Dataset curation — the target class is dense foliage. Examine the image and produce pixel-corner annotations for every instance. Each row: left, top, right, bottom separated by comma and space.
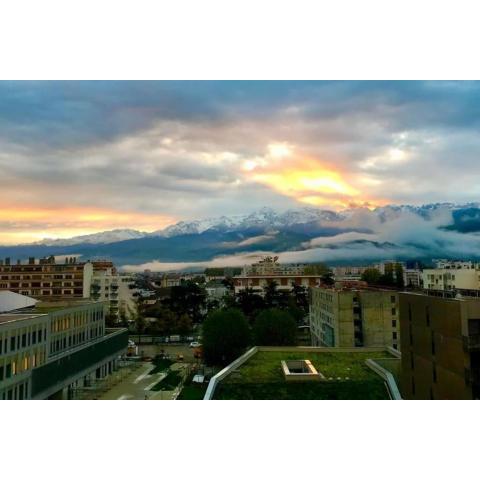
202, 308, 251, 366
253, 308, 297, 346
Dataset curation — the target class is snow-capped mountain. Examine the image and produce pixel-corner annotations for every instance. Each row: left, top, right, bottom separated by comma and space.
153, 207, 344, 237
31, 229, 148, 246
3, 203, 480, 267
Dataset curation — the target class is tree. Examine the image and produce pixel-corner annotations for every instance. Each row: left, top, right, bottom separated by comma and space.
395, 263, 405, 289
263, 280, 280, 308
291, 283, 309, 314
176, 313, 193, 336
164, 280, 207, 323
236, 287, 265, 322
203, 308, 251, 366
253, 308, 297, 346
321, 269, 335, 286
361, 268, 382, 285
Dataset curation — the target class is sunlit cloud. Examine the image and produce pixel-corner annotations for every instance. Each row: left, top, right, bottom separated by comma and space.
1, 81, 480, 242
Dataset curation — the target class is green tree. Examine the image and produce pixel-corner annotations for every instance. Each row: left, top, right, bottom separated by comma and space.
361, 268, 382, 284
236, 287, 265, 322
203, 308, 251, 366
164, 280, 207, 323
395, 263, 405, 289
321, 269, 335, 286
253, 308, 297, 346
263, 280, 280, 308
291, 283, 309, 314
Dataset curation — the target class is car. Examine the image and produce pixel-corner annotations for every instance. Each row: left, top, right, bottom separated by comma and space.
189, 341, 201, 348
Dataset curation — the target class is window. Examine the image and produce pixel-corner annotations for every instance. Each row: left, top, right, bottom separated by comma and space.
392, 319, 397, 328
391, 295, 396, 303
391, 307, 396, 315
392, 332, 398, 340
22, 333, 26, 348
10, 336, 15, 351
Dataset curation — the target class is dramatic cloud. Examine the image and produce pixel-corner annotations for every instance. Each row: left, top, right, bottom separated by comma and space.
2, 81, 480, 243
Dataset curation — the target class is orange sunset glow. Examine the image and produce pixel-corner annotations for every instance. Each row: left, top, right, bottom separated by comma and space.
0, 205, 175, 244
243, 147, 386, 209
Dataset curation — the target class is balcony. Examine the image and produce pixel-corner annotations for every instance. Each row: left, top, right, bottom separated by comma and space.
464, 334, 480, 351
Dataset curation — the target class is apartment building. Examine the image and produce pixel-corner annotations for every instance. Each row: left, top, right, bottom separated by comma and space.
423, 268, 480, 292
234, 273, 322, 295
90, 266, 136, 320
399, 291, 480, 400
0, 297, 128, 400
234, 256, 322, 294
0, 256, 93, 300
241, 256, 307, 276
404, 268, 422, 288
310, 287, 400, 349
332, 266, 370, 281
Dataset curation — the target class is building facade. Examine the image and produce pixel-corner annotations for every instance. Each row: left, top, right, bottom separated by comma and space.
310, 287, 400, 350
399, 292, 480, 400
0, 299, 128, 400
0, 256, 93, 300
91, 267, 136, 320
422, 268, 480, 292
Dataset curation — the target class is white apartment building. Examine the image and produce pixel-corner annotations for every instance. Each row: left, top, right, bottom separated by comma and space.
242, 256, 306, 276
90, 268, 136, 320
433, 259, 477, 269
423, 268, 480, 291
332, 266, 370, 281
404, 269, 422, 287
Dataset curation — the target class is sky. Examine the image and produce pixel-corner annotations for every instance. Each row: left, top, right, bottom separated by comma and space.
1, 80, 480, 244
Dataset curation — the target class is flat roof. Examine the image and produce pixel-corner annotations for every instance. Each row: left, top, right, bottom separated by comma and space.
31, 299, 106, 313
0, 313, 46, 325
213, 349, 394, 400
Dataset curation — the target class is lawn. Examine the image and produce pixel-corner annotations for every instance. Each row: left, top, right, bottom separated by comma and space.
151, 370, 183, 391
215, 379, 389, 400
214, 350, 393, 400
150, 356, 174, 374
177, 385, 208, 400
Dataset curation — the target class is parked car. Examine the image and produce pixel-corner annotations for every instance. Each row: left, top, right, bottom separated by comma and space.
189, 341, 201, 348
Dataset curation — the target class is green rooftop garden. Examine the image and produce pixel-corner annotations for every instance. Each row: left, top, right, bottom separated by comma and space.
214, 350, 394, 400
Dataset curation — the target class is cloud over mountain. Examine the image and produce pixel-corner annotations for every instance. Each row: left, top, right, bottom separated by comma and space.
2, 81, 480, 244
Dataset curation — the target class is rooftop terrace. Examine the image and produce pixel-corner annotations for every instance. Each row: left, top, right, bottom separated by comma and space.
209, 347, 399, 400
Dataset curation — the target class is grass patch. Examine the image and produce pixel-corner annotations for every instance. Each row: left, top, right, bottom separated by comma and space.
151, 371, 183, 391
177, 385, 208, 400
224, 350, 391, 384
150, 356, 174, 374
214, 350, 394, 400
215, 379, 389, 400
